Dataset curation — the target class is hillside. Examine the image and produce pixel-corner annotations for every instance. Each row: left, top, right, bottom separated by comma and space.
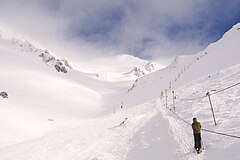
123, 23, 240, 107
0, 23, 240, 160
0, 33, 159, 148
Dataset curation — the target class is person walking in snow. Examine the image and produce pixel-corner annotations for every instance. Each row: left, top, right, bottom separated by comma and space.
192, 117, 202, 153
120, 118, 128, 126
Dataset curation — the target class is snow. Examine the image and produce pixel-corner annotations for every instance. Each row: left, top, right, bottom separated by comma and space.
159, 63, 240, 160
0, 23, 240, 159
0, 37, 103, 147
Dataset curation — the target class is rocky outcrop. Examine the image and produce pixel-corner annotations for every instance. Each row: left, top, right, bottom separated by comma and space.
8, 38, 72, 74
126, 62, 159, 78
54, 60, 67, 73
38, 50, 71, 73
131, 67, 145, 77
144, 62, 157, 72
0, 91, 8, 98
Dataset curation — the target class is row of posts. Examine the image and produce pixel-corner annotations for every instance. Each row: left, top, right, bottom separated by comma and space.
163, 89, 176, 113
161, 53, 218, 125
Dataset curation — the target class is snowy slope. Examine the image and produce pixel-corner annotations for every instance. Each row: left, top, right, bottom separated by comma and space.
158, 64, 240, 160
123, 23, 240, 107
0, 23, 240, 160
75, 54, 162, 81
0, 40, 103, 147
0, 33, 155, 148
1, 64, 240, 160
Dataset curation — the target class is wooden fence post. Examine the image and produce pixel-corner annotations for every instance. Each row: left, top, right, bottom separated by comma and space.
172, 91, 175, 112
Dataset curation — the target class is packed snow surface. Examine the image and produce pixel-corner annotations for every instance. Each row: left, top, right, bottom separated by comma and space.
0, 23, 240, 160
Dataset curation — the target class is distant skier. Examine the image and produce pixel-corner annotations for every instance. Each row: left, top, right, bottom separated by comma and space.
120, 118, 128, 125
192, 117, 202, 153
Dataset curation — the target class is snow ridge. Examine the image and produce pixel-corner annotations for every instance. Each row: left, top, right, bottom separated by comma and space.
0, 36, 72, 73
125, 62, 160, 77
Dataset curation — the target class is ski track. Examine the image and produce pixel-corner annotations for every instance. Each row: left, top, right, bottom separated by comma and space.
156, 98, 207, 160
161, 64, 240, 160
0, 100, 158, 160
1, 65, 240, 160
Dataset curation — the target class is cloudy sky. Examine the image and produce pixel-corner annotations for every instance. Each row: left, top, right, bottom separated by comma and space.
0, 0, 240, 64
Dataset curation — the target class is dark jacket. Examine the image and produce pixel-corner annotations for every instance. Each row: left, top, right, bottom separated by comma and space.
192, 121, 201, 134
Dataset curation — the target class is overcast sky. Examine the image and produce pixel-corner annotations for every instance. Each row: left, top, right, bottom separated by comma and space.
0, 0, 240, 64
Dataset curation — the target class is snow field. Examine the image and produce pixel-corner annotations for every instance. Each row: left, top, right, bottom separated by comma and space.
0, 42, 103, 147
0, 100, 159, 160
158, 64, 240, 159
0, 23, 240, 160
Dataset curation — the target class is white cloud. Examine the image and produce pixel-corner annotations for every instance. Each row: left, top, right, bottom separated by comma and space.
0, 0, 239, 64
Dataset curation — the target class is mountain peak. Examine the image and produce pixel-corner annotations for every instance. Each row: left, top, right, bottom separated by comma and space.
0, 35, 72, 73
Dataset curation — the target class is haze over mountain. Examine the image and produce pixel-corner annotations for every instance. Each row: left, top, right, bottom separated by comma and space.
1, 0, 240, 63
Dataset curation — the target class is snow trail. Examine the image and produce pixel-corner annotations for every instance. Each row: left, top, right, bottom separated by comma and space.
0, 100, 158, 160
156, 98, 207, 160
155, 64, 240, 160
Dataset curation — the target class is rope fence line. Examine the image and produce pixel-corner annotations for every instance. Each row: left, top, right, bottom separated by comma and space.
177, 95, 206, 101
163, 99, 240, 139
175, 81, 240, 102
210, 82, 240, 96
158, 59, 240, 141
201, 129, 240, 139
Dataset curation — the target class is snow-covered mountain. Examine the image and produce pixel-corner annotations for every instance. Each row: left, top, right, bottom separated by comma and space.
124, 23, 240, 106
124, 62, 160, 77
0, 23, 240, 160
75, 53, 162, 81
0, 37, 72, 73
